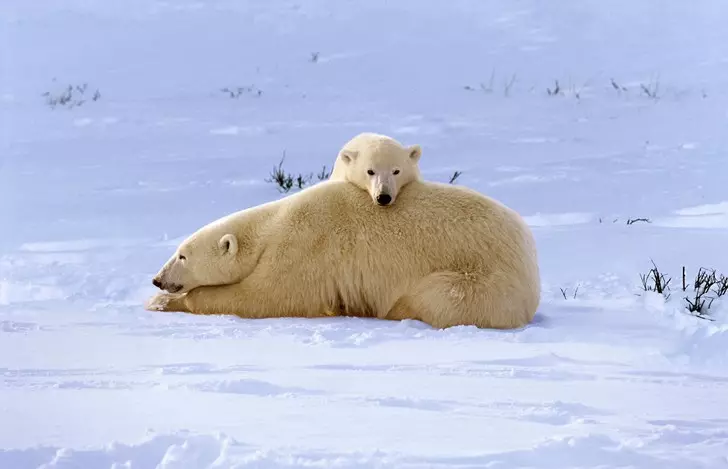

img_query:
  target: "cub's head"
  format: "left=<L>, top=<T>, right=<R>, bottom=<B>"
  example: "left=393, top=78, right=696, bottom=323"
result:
left=151, top=220, right=256, bottom=294
left=331, top=132, right=422, bottom=206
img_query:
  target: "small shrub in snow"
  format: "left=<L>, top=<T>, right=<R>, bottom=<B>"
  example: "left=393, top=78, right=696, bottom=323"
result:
left=266, top=154, right=296, bottom=193
left=546, top=80, right=562, bottom=96
left=640, top=261, right=728, bottom=320
left=681, top=267, right=728, bottom=320
left=220, top=85, right=262, bottom=98
left=626, top=217, right=651, bottom=225
left=503, top=73, right=517, bottom=97
left=570, top=85, right=582, bottom=101
left=463, top=69, right=497, bottom=94
left=559, top=285, right=580, bottom=300
left=640, top=76, right=660, bottom=100
left=316, top=165, right=331, bottom=181
left=265, top=153, right=329, bottom=193
left=42, top=83, right=100, bottom=109
left=714, top=273, right=728, bottom=297
left=310, top=52, right=320, bottom=63
left=546, top=78, right=587, bottom=100
left=479, top=68, right=497, bottom=94
left=448, top=171, right=462, bottom=184
left=610, top=78, right=628, bottom=94
left=463, top=70, right=519, bottom=97
left=639, top=260, right=672, bottom=300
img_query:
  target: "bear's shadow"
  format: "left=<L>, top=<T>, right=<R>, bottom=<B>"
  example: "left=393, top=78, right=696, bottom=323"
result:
left=136, top=309, right=551, bottom=348
left=263, top=311, right=552, bottom=348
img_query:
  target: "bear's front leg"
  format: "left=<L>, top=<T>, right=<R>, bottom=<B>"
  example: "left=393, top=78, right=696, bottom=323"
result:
left=180, top=282, right=330, bottom=319
left=145, top=292, right=190, bottom=313
left=181, top=283, right=256, bottom=317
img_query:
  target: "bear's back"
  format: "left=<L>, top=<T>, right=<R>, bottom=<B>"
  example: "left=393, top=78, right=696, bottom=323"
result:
left=269, top=180, right=533, bottom=276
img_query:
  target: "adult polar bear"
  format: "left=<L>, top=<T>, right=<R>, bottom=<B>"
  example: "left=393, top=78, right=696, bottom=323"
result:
left=147, top=180, right=541, bottom=329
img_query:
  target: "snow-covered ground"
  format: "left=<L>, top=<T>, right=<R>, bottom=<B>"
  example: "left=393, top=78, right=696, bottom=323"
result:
left=2, top=1, right=728, bottom=467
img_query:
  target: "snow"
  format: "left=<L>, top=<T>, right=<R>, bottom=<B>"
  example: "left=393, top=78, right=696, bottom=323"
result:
left=2, top=0, right=728, bottom=467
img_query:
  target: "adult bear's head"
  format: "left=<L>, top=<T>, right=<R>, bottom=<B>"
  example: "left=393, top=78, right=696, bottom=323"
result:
left=151, top=213, right=260, bottom=294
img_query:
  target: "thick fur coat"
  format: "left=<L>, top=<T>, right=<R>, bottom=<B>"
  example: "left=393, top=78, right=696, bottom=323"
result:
left=147, top=180, right=540, bottom=329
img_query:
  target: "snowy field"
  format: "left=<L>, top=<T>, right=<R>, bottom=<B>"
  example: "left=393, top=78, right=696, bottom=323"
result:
left=2, top=1, right=728, bottom=467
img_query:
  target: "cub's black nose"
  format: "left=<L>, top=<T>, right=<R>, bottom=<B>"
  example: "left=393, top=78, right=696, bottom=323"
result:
left=376, top=194, right=392, bottom=206
left=152, top=278, right=162, bottom=289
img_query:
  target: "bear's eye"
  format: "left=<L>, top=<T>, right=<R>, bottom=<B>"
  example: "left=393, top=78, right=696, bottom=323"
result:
left=367, top=169, right=375, bottom=176
left=178, top=254, right=186, bottom=261
left=393, top=169, right=400, bottom=175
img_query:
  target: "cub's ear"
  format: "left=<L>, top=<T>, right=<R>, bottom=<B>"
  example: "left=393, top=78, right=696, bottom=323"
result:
left=339, top=150, right=358, bottom=164
left=218, top=234, right=238, bottom=256
left=408, top=144, right=422, bottom=163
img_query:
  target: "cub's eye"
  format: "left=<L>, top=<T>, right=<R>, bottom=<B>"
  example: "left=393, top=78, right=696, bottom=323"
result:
left=367, top=169, right=375, bottom=175
left=179, top=254, right=186, bottom=261
left=393, top=169, right=400, bottom=175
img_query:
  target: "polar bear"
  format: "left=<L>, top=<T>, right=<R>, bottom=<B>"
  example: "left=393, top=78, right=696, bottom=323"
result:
left=329, top=132, right=423, bottom=206
left=146, top=180, right=540, bottom=330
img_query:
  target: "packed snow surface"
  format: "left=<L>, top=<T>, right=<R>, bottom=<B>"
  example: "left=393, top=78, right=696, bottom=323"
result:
left=2, top=1, right=728, bottom=467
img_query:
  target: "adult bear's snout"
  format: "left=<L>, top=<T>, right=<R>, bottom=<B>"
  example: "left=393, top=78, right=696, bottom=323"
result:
left=152, top=278, right=163, bottom=289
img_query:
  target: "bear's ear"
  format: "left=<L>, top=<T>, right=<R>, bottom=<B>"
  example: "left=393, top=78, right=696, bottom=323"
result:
left=218, top=234, right=238, bottom=256
left=339, top=150, right=358, bottom=165
left=408, top=144, right=422, bottom=163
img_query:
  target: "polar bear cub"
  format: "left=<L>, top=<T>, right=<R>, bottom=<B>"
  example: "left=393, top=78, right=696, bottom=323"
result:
left=329, top=132, right=423, bottom=206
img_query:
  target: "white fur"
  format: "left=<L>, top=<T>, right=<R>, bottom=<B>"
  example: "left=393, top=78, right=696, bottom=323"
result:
left=147, top=180, right=541, bottom=330
left=330, top=132, right=422, bottom=206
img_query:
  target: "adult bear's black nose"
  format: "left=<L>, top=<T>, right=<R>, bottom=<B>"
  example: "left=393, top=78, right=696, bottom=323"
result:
left=152, top=278, right=162, bottom=289
left=376, top=194, right=392, bottom=206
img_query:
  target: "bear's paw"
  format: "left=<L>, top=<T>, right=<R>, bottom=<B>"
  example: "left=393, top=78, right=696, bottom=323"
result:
left=145, top=292, right=188, bottom=312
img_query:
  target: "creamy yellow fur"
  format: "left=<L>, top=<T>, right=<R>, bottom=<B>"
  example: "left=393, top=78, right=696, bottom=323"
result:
left=329, top=132, right=422, bottom=206
left=147, top=180, right=541, bottom=329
